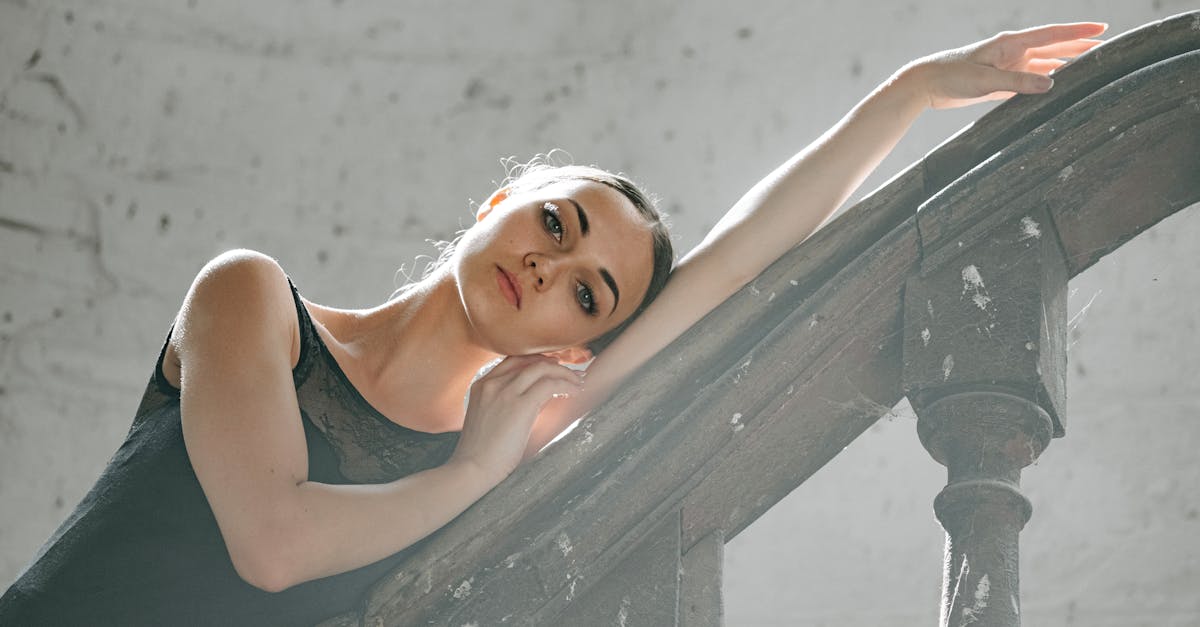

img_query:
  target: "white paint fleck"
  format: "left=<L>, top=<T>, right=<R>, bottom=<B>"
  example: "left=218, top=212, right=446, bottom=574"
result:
left=1058, top=164, right=1074, bottom=181
left=961, top=574, right=991, bottom=624
left=961, top=265, right=992, bottom=311
left=462, top=622, right=479, bottom=627
left=453, top=577, right=473, bottom=599
left=503, top=552, right=521, bottom=569
left=809, top=314, right=819, bottom=329
left=943, top=354, right=955, bottom=381
left=1025, top=341, right=1036, bottom=351
left=789, top=279, right=799, bottom=286
left=921, top=328, right=931, bottom=346
left=730, top=412, right=745, bottom=432
left=786, top=384, right=795, bottom=396
left=566, top=578, right=578, bottom=601
left=556, top=532, right=573, bottom=557
left=961, top=265, right=985, bottom=290
left=732, top=357, right=753, bottom=383
left=580, top=430, right=594, bottom=445
left=1108, top=125, right=1117, bottom=132
left=1018, top=216, right=1041, bottom=241
left=767, top=291, right=776, bottom=302
left=617, top=596, right=631, bottom=627
left=927, top=299, right=935, bottom=318
left=749, top=284, right=761, bottom=296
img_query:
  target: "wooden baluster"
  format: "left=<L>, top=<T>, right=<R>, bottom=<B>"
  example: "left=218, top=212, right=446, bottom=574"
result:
left=902, top=207, right=1068, bottom=627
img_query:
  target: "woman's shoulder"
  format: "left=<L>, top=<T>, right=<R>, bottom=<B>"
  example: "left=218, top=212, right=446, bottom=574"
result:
left=160, top=250, right=302, bottom=388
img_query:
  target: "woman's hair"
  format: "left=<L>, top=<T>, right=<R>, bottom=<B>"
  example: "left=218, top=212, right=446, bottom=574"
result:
left=396, top=154, right=674, bottom=356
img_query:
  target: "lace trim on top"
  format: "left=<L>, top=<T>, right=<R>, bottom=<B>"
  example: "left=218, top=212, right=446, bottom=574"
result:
left=147, top=275, right=459, bottom=484
left=287, top=278, right=459, bottom=484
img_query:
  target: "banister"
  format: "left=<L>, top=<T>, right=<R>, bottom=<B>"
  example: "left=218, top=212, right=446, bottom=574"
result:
left=321, top=12, right=1200, bottom=626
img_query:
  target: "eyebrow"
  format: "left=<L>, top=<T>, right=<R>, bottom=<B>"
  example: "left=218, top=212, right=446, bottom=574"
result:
left=568, top=198, right=590, bottom=236
left=567, top=198, right=619, bottom=315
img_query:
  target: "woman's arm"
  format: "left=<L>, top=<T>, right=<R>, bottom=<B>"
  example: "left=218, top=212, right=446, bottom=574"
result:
left=527, top=22, right=1106, bottom=454
left=177, top=250, right=574, bottom=591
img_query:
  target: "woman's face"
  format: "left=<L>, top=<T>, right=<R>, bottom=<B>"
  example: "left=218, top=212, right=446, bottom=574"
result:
left=453, top=179, right=655, bottom=358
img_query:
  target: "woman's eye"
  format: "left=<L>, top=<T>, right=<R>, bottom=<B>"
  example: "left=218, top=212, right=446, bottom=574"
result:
left=542, top=203, right=564, bottom=242
left=576, top=282, right=597, bottom=316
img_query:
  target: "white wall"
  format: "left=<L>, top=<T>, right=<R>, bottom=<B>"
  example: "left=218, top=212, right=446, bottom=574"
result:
left=1, top=1, right=1195, bottom=623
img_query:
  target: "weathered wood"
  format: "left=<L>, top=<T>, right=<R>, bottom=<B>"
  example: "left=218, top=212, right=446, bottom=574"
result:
left=332, top=13, right=1200, bottom=626
left=678, top=43, right=1200, bottom=551
left=555, top=512, right=681, bottom=627
left=920, top=11, right=1200, bottom=194
left=917, top=50, right=1200, bottom=270
left=905, top=208, right=1070, bottom=433
left=920, top=392, right=1054, bottom=627
left=680, top=222, right=918, bottom=549
left=679, top=530, right=724, bottom=627
left=905, top=180, right=1070, bottom=626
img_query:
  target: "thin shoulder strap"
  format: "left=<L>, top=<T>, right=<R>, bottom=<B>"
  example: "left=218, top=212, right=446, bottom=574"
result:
left=285, top=275, right=318, bottom=388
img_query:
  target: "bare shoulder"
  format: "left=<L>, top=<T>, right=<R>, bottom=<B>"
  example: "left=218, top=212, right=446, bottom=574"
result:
left=163, top=249, right=300, bottom=387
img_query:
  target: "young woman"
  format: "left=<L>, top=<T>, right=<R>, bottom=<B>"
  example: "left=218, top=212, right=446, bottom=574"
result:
left=0, top=21, right=1105, bottom=626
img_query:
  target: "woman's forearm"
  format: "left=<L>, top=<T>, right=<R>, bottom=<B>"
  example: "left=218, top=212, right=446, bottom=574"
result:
left=242, top=460, right=497, bottom=591
left=687, top=66, right=927, bottom=279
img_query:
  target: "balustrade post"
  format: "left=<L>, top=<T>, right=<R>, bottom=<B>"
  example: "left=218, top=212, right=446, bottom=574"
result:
left=902, top=208, right=1068, bottom=627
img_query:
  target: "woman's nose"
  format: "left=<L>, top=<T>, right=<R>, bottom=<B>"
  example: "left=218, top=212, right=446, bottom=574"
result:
left=525, top=253, right=559, bottom=290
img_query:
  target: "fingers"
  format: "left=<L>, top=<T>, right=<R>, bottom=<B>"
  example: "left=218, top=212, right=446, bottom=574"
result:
left=1026, top=58, right=1068, bottom=75
left=1003, top=22, right=1107, bottom=49
left=982, top=65, right=1053, bottom=95
left=474, top=355, right=582, bottom=400
left=1027, top=38, right=1104, bottom=60
left=484, top=354, right=554, bottom=379
left=508, top=360, right=583, bottom=397
left=524, top=378, right=584, bottom=411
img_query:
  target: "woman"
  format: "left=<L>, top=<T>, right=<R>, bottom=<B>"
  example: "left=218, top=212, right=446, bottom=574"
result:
left=0, top=21, right=1105, bottom=625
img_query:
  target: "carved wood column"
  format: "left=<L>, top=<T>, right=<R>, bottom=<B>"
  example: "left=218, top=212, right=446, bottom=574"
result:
left=903, top=208, right=1067, bottom=627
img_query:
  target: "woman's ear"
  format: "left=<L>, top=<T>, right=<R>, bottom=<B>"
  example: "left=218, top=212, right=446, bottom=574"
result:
left=476, top=188, right=510, bottom=222
left=546, top=345, right=594, bottom=365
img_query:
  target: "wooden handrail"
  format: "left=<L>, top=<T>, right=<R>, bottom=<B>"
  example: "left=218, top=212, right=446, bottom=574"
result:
left=321, top=12, right=1200, bottom=626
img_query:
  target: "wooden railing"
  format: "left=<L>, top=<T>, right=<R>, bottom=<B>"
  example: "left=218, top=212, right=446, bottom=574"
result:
left=320, top=12, right=1200, bottom=626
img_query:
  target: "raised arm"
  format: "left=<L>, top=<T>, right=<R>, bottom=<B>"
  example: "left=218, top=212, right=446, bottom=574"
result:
left=527, top=22, right=1106, bottom=453
left=176, top=250, right=568, bottom=591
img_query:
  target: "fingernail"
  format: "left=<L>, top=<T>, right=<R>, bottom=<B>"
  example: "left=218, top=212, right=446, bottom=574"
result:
left=1037, top=76, right=1054, bottom=91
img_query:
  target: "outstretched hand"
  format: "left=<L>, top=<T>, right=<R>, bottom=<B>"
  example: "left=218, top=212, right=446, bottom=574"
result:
left=906, top=22, right=1108, bottom=109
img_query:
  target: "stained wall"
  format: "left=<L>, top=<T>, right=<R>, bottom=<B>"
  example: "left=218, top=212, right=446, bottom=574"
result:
left=1, top=1, right=1196, bottom=624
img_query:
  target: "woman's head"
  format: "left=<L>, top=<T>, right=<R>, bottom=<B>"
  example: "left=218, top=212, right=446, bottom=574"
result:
left=448, top=158, right=674, bottom=360
left=501, top=162, right=674, bottom=356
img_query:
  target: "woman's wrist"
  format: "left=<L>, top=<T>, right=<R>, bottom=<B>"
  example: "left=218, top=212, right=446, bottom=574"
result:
left=444, top=454, right=510, bottom=492
left=886, top=61, right=935, bottom=113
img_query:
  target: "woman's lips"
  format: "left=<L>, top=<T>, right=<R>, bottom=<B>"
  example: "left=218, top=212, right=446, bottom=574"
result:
left=497, top=266, right=522, bottom=309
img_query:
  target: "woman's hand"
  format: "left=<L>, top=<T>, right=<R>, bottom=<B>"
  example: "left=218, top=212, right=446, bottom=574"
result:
left=904, top=22, right=1108, bottom=110
left=450, top=355, right=584, bottom=480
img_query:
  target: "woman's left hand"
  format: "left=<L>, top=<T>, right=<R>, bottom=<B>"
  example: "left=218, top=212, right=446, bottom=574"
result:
left=905, top=22, right=1108, bottom=110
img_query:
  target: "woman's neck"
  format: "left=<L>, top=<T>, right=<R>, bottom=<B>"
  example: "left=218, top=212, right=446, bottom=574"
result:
left=322, top=270, right=499, bottom=432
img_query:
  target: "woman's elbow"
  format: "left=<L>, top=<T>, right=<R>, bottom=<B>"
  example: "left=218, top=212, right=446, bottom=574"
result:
left=226, top=521, right=304, bottom=593
left=230, top=543, right=297, bottom=593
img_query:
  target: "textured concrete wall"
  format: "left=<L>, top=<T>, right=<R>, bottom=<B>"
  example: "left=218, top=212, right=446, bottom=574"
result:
left=1, top=0, right=1195, bottom=624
